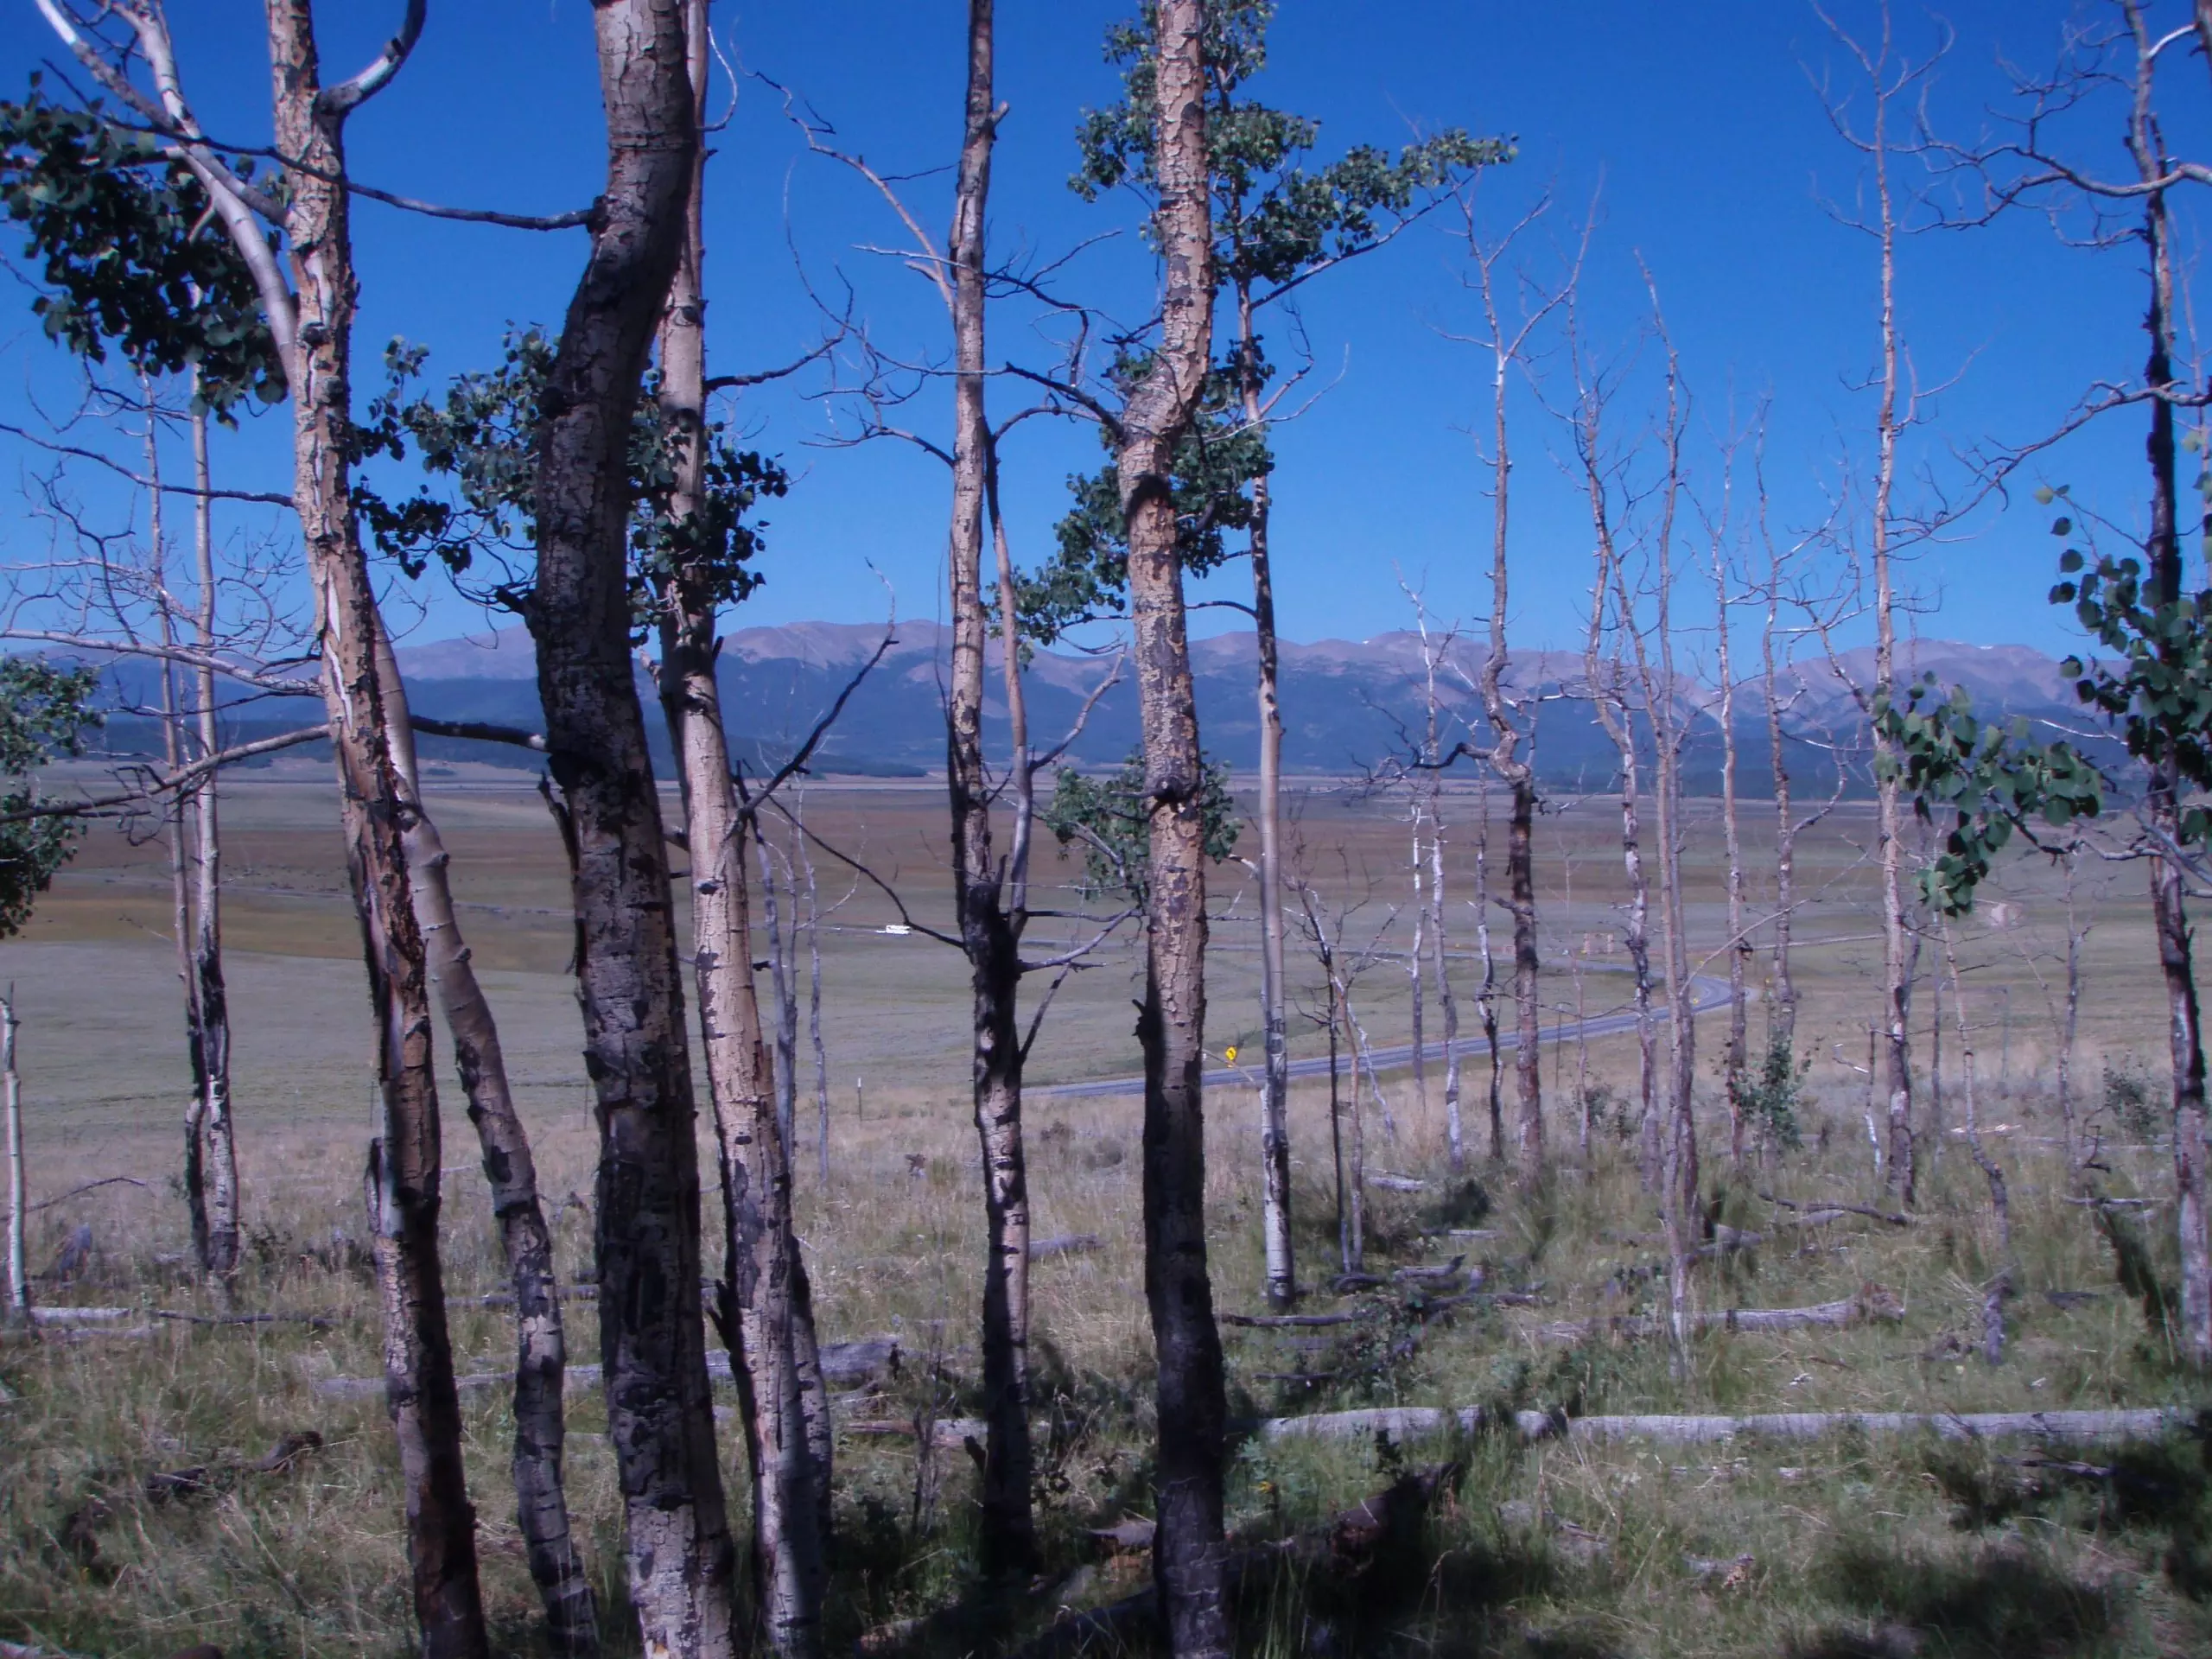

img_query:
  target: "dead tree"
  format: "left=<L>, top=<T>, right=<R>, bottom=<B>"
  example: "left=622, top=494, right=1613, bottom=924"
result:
left=1408, top=602, right=1465, bottom=1170
left=939, top=1, right=1043, bottom=1571
left=1471, top=774, right=1506, bottom=1161
left=646, top=7, right=823, bottom=1646
left=1816, top=3, right=1940, bottom=1205
left=1758, top=472, right=1801, bottom=1061
left=1289, top=851, right=1395, bottom=1278
left=772, top=2, right=1134, bottom=1574
left=3, top=989, right=22, bottom=1322
left=1566, top=312, right=1661, bottom=1187
left=1703, top=432, right=1751, bottom=1168
left=1455, top=192, right=1576, bottom=1179
left=172, top=396, right=238, bottom=1281
left=1940, top=917, right=2013, bottom=1363
left=1612, top=282, right=1700, bottom=1378
left=136, top=389, right=239, bottom=1281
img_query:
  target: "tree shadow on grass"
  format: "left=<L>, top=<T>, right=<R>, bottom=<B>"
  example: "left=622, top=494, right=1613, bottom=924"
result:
left=1788, top=1540, right=2120, bottom=1659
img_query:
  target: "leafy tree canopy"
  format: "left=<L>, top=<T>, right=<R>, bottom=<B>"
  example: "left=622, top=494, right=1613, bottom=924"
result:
left=1073, top=0, right=1510, bottom=303
left=0, top=658, right=102, bottom=938
left=353, top=330, right=786, bottom=634
left=1026, top=3, right=1507, bottom=645
left=2049, top=478, right=2212, bottom=835
left=0, top=80, right=282, bottom=416
left=1016, top=354, right=1265, bottom=643
left=1873, top=673, right=2102, bottom=915
left=1043, top=747, right=1239, bottom=905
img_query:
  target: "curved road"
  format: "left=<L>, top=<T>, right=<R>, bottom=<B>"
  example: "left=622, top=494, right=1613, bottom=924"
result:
left=1036, top=971, right=1738, bottom=1100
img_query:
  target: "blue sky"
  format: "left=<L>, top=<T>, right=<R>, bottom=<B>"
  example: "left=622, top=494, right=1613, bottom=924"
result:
left=2, top=2, right=2198, bottom=658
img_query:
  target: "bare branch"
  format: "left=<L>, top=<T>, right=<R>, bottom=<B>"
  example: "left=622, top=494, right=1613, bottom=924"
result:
left=317, top=0, right=427, bottom=118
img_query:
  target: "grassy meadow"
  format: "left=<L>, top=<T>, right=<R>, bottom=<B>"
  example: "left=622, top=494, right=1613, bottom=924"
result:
left=3, top=768, right=2210, bottom=1656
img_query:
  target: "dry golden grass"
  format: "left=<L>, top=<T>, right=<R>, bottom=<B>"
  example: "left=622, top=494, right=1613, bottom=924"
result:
left=3, top=776, right=2209, bottom=1656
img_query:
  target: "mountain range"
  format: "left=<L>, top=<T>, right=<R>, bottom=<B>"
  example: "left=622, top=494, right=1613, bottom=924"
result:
left=81, top=621, right=2096, bottom=794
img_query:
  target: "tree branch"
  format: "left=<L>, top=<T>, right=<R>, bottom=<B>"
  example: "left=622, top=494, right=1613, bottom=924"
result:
left=0, top=422, right=296, bottom=507
left=317, top=0, right=427, bottom=118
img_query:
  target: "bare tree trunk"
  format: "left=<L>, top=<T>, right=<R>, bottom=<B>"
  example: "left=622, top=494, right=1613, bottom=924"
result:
left=1408, top=808, right=1427, bottom=1116
left=3, top=990, right=23, bottom=1322
left=1471, top=242, right=1542, bottom=1179
left=185, top=397, right=238, bottom=1281
left=755, top=826, right=801, bottom=1156
left=263, top=12, right=487, bottom=1650
left=649, top=10, right=823, bottom=1642
left=1337, top=976, right=1365, bottom=1275
left=1473, top=785, right=1503, bottom=1162
left=1867, top=63, right=1916, bottom=1208
left=524, top=5, right=741, bottom=1653
left=2129, top=97, right=2212, bottom=1369
left=1118, top=7, right=1230, bottom=1646
left=1431, top=786, right=1462, bottom=1173
left=1711, top=509, right=1748, bottom=1171
left=1929, top=962, right=1945, bottom=1163
left=1573, top=372, right=1658, bottom=1187
left=1760, top=534, right=1799, bottom=1060
left=1231, top=285, right=1298, bottom=1313
left=1630, top=329, right=1698, bottom=1380
left=1653, top=702, right=1695, bottom=1381
left=142, top=397, right=214, bottom=1274
left=944, top=0, right=1039, bottom=1577
left=801, top=836, right=830, bottom=1190
left=380, top=640, right=597, bottom=1652
left=1501, top=786, right=1541, bottom=1167
left=1328, top=989, right=1347, bottom=1274
left=145, top=422, right=212, bottom=1276
left=1411, top=627, right=1461, bottom=1173
left=2059, top=851, right=2083, bottom=1170
left=1940, top=919, right=2012, bottom=1365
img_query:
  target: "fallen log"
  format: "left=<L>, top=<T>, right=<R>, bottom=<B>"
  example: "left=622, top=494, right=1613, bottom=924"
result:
left=152, top=1310, right=335, bottom=1330
left=1029, top=1233, right=1103, bottom=1261
left=26, top=1306, right=133, bottom=1325
left=27, top=1176, right=152, bottom=1211
left=819, top=1337, right=900, bottom=1387
left=1761, top=1192, right=1911, bottom=1228
left=1529, top=1288, right=1904, bottom=1345
left=1393, top=1255, right=1465, bottom=1284
left=1222, top=1309, right=1373, bottom=1329
left=1251, top=1405, right=2192, bottom=1446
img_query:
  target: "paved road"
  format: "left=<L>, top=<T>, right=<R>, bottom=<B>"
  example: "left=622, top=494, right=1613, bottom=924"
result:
left=1035, top=971, right=1737, bottom=1100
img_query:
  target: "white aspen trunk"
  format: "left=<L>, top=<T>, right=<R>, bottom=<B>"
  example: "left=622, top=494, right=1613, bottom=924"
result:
left=1759, top=548, right=1798, bottom=1060
left=1868, top=59, right=1916, bottom=1205
left=3, top=990, right=24, bottom=1321
left=1119, top=10, right=1231, bottom=1646
left=378, top=634, right=599, bottom=1651
left=140, top=392, right=214, bottom=1275
left=1237, top=283, right=1297, bottom=1313
left=651, top=14, right=823, bottom=1636
left=188, top=397, right=238, bottom=1282
left=1941, top=918, right=2012, bottom=1365
left=1711, top=512, right=1747, bottom=1170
